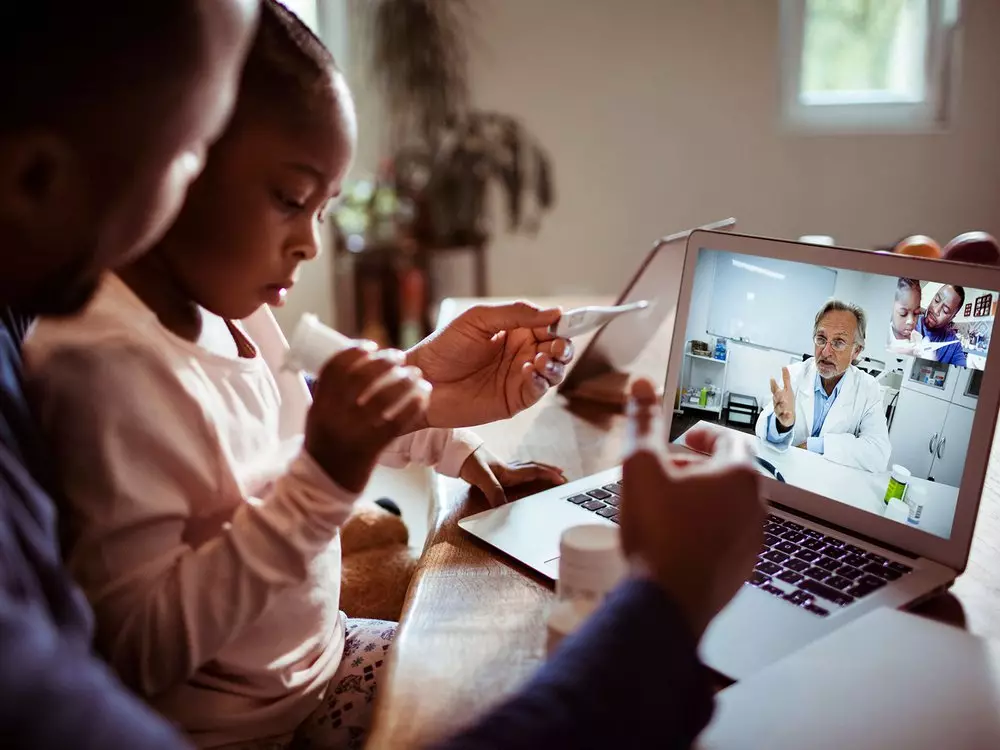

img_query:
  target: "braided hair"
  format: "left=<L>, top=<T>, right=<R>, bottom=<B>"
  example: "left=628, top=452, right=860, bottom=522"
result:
left=238, top=0, right=339, bottom=122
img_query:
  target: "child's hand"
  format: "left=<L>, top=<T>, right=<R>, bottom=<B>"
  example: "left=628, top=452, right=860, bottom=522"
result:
left=460, top=446, right=566, bottom=507
left=305, top=345, right=430, bottom=493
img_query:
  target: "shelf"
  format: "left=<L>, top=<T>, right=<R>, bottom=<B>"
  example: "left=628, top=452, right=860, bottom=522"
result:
left=681, top=402, right=724, bottom=414
left=685, top=352, right=728, bottom=364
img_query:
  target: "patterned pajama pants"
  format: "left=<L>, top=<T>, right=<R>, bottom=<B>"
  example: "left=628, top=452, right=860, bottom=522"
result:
left=217, top=618, right=397, bottom=750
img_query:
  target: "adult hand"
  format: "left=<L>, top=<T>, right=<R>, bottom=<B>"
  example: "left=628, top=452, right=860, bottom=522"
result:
left=459, top=445, right=566, bottom=508
left=769, top=366, right=795, bottom=430
left=405, top=301, right=574, bottom=428
left=620, top=379, right=763, bottom=640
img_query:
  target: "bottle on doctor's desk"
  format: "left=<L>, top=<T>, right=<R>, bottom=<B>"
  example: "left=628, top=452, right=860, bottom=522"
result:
left=546, top=525, right=627, bottom=656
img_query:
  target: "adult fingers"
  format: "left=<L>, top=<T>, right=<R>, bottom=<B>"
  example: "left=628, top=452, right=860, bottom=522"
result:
left=770, top=377, right=779, bottom=396
left=533, top=352, right=566, bottom=385
left=538, top=337, right=575, bottom=364
left=466, top=301, right=561, bottom=337
left=507, top=458, right=566, bottom=475
left=625, top=379, right=661, bottom=457
left=628, top=378, right=658, bottom=407
left=675, top=427, right=754, bottom=475
left=782, top=366, right=792, bottom=390
left=679, top=422, right=740, bottom=457
left=519, top=361, right=550, bottom=406
left=462, top=454, right=507, bottom=507
left=619, top=449, right=667, bottom=560
left=497, top=462, right=567, bottom=488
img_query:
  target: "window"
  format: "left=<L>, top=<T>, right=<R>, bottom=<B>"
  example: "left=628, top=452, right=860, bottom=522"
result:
left=780, top=0, right=962, bottom=133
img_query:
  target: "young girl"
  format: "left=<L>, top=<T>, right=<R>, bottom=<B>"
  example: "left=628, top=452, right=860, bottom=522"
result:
left=889, top=277, right=922, bottom=347
left=25, top=3, right=561, bottom=748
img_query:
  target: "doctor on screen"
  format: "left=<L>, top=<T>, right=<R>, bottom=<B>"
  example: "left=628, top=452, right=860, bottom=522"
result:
left=755, top=299, right=890, bottom=473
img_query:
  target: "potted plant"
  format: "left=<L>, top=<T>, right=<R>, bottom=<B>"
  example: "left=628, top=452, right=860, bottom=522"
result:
left=356, top=0, right=555, bottom=246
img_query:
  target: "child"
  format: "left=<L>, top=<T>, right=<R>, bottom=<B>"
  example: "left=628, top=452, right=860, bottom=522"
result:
left=889, top=277, right=922, bottom=345
left=25, top=3, right=557, bottom=749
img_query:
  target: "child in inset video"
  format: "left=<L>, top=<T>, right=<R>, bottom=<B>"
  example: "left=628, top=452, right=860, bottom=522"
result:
left=887, top=277, right=923, bottom=351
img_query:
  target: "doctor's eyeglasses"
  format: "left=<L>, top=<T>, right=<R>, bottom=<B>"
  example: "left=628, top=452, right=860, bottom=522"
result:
left=813, top=335, right=851, bottom=352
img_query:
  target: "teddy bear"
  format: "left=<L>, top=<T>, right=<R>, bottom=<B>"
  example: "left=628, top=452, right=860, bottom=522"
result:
left=338, top=498, right=420, bottom=622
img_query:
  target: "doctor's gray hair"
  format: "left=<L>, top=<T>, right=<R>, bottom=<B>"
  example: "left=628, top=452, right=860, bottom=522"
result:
left=814, top=299, right=867, bottom=351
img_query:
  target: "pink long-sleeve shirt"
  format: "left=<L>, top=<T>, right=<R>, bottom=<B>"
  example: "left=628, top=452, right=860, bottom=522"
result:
left=24, top=274, right=481, bottom=747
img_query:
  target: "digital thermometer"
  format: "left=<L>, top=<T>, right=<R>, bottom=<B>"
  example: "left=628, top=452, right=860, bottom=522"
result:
left=548, top=300, right=650, bottom=338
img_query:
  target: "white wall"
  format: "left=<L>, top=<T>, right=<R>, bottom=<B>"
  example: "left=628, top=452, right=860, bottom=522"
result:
left=832, top=269, right=897, bottom=369
left=292, top=0, right=1000, bottom=333
left=456, top=0, right=1000, bottom=298
left=683, top=250, right=795, bottom=408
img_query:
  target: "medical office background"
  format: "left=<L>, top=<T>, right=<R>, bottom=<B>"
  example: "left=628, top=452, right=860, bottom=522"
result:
left=679, top=248, right=990, bottom=489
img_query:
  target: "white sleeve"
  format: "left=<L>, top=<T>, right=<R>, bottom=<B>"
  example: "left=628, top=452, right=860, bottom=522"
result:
left=755, top=373, right=797, bottom=453
left=380, top=428, right=484, bottom=478
left=822, top=384, right=891, bottom=472
left=26, top=342, right=357, bottom=698
left=755, top=400, right=793, bottom=453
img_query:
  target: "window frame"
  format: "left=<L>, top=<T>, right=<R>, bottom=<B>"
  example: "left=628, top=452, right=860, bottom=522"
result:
left=779, top=0, right=962, bottom=135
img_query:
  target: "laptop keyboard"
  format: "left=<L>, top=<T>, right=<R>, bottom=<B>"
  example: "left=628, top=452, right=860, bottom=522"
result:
left=565, top=484, right=623, bottom=524
left=565, top=487, right=914, bottom=618
left=753, top=514, right=913, bottom=616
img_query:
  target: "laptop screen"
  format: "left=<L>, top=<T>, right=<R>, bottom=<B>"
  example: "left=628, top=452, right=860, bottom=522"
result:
left=670, top=247, right=997, bottom=541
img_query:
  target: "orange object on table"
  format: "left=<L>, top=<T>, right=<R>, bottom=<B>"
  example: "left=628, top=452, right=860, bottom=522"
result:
left=893, top=234, right=942, bottom=258
left=942, top=231, right=1000, bottom=266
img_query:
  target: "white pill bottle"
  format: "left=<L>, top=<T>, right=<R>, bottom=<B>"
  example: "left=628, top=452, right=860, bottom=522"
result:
left=546, top=524, right=627, bottom=656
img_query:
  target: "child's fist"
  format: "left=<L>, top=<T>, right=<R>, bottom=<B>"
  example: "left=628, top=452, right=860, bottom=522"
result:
left=305, top=345, right=430, bottom=492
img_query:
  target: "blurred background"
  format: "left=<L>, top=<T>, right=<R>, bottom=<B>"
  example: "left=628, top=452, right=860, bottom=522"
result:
left=275, top=0, right=1000, bottom=350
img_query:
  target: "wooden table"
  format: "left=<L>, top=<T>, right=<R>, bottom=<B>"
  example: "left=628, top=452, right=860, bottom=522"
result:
left=368, top=297, right=1000, bottom=749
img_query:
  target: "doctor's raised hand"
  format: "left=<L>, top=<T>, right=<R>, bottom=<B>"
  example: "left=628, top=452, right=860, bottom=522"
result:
left=404, top=301, right=574, bottom=428
left=770, top=366, right=796, bottom=429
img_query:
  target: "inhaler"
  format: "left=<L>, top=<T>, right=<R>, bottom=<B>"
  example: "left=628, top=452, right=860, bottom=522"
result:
left=284, top=314, right=430, bottom=420
left=285, top=313, right=354, bottom=375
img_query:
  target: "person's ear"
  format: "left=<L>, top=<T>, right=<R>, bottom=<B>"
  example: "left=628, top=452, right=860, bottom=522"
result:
left=0, top=132, right=83, bottom=226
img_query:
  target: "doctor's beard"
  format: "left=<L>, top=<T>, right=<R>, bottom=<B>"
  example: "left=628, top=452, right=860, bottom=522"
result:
left=816, top=357, right=838, bottom=378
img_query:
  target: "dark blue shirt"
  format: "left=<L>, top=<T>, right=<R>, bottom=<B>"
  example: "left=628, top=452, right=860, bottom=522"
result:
left=916, top=316, right=967, bottom=367
left=0, top=308, right=188, bottom=748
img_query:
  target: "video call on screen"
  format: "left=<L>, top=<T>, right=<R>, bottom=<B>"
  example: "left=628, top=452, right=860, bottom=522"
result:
left=672, top=248, right=996, bottom=540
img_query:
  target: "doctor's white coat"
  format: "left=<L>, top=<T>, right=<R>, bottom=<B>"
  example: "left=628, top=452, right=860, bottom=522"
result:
left=754, top=359, right=890, bottom=473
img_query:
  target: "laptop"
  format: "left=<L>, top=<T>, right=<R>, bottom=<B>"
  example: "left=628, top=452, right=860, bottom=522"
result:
left=460, top=229, right=1000, bottom=680
left=557, top=217, right=737, bottom=404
